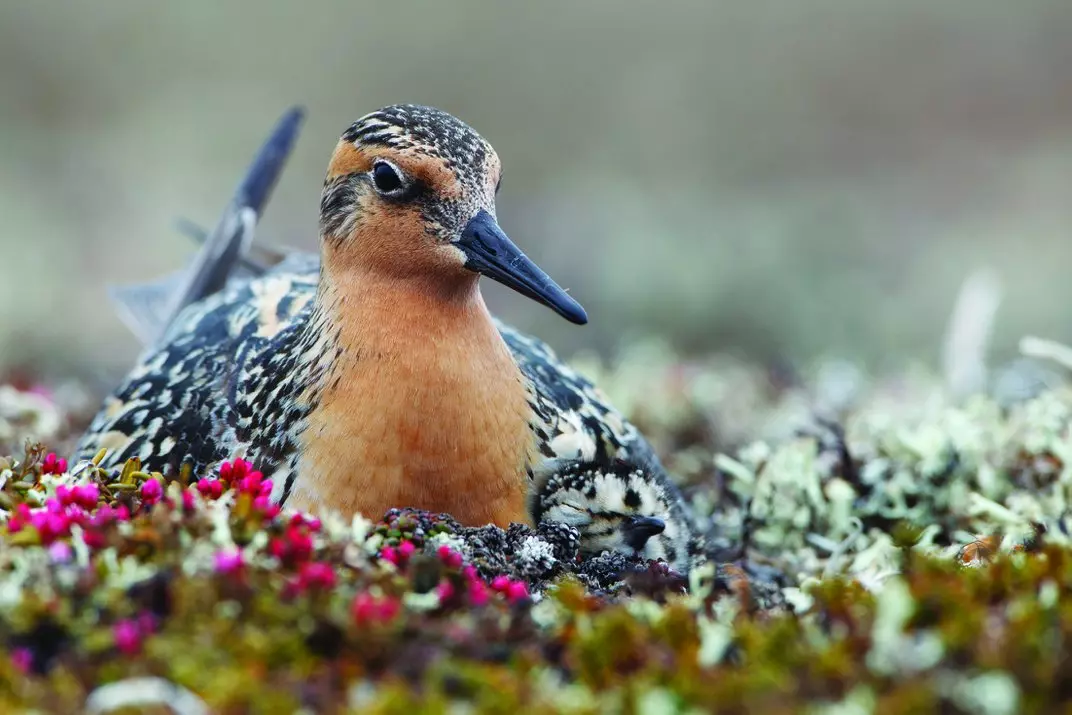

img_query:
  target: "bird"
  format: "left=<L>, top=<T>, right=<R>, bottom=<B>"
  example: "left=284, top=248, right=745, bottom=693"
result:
left=176, top=228, right=707, bottom=574
left=530, top=459, right=703, bottom=573
left=75, top=103, right=682, bottom=536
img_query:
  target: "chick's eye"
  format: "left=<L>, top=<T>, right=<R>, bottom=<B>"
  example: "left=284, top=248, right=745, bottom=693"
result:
left=372, top=161, right=403, bottom=194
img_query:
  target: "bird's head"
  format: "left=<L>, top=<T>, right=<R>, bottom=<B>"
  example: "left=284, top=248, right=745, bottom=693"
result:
left=318, top=104, right=586, bottom=324
left=531, top=462, right=696, bottom=572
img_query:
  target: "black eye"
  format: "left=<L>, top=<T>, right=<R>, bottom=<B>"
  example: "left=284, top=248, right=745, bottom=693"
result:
left=372, top=161, right=403, bottom=194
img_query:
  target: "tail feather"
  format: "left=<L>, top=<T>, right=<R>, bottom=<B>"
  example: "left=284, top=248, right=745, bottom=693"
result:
left=108, top=106, right=305, bottom=347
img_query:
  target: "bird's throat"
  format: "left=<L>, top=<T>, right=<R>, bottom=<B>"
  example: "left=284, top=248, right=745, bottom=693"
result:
left=288, top=267, right=536, bottom=527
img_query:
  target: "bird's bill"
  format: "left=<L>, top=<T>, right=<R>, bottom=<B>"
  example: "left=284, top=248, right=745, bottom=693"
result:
left=457, top=210, right=588, bottom=325
left=621, top=515, right=666, bottom=551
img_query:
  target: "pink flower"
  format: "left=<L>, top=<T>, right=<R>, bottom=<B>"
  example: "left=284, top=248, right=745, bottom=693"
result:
left=490, top=575, right=511, bottom=592
left=73, top=483, right=100, bottom=509
left=351, top=593, right=401, bottom=625
left=220, top=458, right=245, bottom=482
left=437, top=545, right=464, bottom=569
left=58, top=483, right=98, bottom=510
left=214, top=548, right=244, bottom=575
left=253, top=495, right=281, bottom=519
left=30, top=509, right=70, bottom=545
left=288, top=513, right=323, bottom=532
left=10, top=648, right=32, bottom=674
left=436, top=579, right=455, bottom=603
left=140, top=479, right=163, bottom=505
left=6, top=503, right=32, bottom=533
left=220, top=458, right=261, bottom=487
left=197, top=479, right=224, bottom=500
left=467, top=579, right=489, bottom=607
left=269, top=525, right=314, bottom=564
left=505, top=581, right=529, bottom=604
left=113, top=620, right=142, bottom=655
left=48, top=541, right=73, bottom=564
left=55, top=484, right=74, bottom=506
left=82, top=529, right=106, bottom=550
left=181, top=490, right=196, bottom=512
left=41, top=453, right=67, bottom=475
left=379, top=540, right=416, bottom=567
left=238, top=473, right=270, bottom=496
left=89, top=504, right=128, bottom=528
left=297, top=561, right=336, bottom=591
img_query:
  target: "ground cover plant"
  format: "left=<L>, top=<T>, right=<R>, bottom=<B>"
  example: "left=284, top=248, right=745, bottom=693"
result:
left=3, top=334, right=1072, bottom=713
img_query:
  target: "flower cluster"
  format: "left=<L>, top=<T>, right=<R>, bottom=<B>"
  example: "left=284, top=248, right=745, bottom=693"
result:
left=6, top=487, right=126, bottom=547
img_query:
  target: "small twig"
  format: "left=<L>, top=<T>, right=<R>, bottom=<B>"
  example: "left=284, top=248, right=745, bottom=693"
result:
left=942, top=267, right=1002, bottom=398
left=1019, top=335, right=1072, bottom=373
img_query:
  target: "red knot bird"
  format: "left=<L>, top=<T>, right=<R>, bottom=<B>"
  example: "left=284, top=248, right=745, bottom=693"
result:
left=75, top=104, right=698, bottom=567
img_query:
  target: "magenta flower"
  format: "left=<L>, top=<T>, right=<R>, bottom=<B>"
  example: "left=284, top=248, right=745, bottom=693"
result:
left=48, top=541, right=73, bottom=564
left=380, top=539, right=416, bottom=567
left=505, top=581, right=529, bottom=604
left=10, top=648, right=32, bottom=674
left=214, top=548, right=244, bottom=575
left=57, top=483, right=99, bottom=510
left=113, top=620, right=142, bottom=655
left=436, top=579, right=456, bottom=603
left=30, top=509, right=70, bottom=545
left=297, top=561, right=336, bottom=591
left=6, top=503, right=32, bottom=533
left=41, top=452, right=67, bottom=475
left=252, top=494, right=281, bottom=519
left=437, top=545, right=464, bottom=569
left=220, top=458, right=260, bottom=486
left=351, top=592, right=401, bottom=625
left=269, top=524, right=314, bottom=565
left=55, top=484, right=74, bottom=506
left=139, top=478, right=163, bottom=505
left=81, top=529, right=106, bottom=550
left=73, top=483, right=100, bottom=509
left=467, top=579, right=490, bottom=607
left=197, top=479, right=224, bottom=500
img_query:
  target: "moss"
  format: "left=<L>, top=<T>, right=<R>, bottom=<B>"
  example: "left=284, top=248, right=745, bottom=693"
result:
left=5, top=351, right=1072, bottom=711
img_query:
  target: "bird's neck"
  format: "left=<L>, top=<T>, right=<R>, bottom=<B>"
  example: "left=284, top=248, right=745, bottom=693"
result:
left=287, top=264, right=537, bottom=526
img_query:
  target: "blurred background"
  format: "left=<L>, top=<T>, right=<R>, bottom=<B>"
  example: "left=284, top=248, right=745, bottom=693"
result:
left=2, top=1, right=1071, bottom=390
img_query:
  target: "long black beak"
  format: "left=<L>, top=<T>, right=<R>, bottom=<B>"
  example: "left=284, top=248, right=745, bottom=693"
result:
left=621, top=516, right=666, bottom=551
left=457, top=210, right=588, bottom=325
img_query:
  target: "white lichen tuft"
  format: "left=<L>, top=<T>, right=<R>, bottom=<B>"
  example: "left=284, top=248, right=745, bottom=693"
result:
left=514, top=535, right=556, bottom=576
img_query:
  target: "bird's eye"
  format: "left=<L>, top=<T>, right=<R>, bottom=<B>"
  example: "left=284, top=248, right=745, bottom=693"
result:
left=372, top=161, right=404, bottom=194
